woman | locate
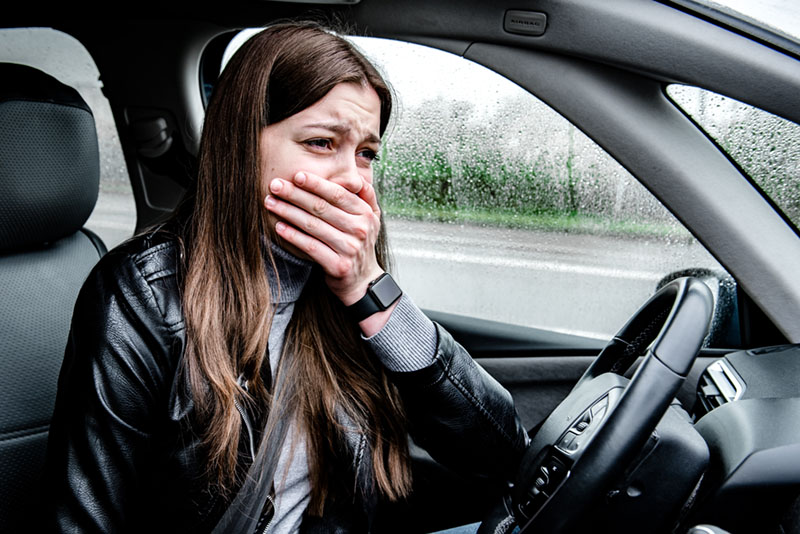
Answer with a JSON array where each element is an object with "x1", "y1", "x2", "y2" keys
[{"x1": 44, "y1": 22, "x2": 528, "y2": 533}]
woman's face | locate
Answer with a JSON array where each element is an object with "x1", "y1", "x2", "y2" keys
[{"x1": 259, "y1": 81, "x2": 382, "y2": 196}]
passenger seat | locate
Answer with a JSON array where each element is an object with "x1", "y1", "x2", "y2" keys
[{"x1": 0, "y1": 62, "x2": 106, "y2": 532}]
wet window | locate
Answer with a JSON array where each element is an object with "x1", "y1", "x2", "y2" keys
[
  {"x1": 668, "y1": 85, "x2": 800, "y2": 229},
  {"x1": 354, "y1": 38, "x2": 728, "y2": 341}
]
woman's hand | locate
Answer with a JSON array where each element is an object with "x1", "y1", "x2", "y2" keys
[{"x1": 264, "y1": 171, "x2": 386, "y2": 309}]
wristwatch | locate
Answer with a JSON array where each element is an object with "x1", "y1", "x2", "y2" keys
[{"x1": 347, "y1": 272, "x2": 403, "y2": 322}]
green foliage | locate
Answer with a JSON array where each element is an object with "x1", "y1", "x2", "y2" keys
[
  {"x1": 376, "y1": 144, "x2": 629, "y2": 229},
  {"x1": 377, "y1": 147, "x2": 566, "y2": 215},
  {"x1": 381, "y1": 201, "x2": 685, "y2": 238},
  {"x1": 375, "y1": 95, "x2": 680, "y2": 235}
]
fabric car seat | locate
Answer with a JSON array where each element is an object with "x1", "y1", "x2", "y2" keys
[{"x1": 0, "y1": 63, "x2": 107, "y2": 531}]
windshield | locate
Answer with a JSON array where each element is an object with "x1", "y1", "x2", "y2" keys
[{"x1": 672, "y1": 0, "x2": 800, "y2": 53}]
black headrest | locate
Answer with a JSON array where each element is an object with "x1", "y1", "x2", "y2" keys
[{"x1": 0, "y1": 63, "x2": 100, "y2": 252}]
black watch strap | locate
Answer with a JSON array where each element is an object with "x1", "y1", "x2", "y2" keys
[{"x1": 347, "y1": 272, "x2": 403, "y2": 322}]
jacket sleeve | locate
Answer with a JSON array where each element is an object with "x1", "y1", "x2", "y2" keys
[
  {"x1": 44, "y1": 248, "x2": 181, "y2": 533},
  {"x1": 388, "y1": 322, "x2": 530, "y2": 482}
]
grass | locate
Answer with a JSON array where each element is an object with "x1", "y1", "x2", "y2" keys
[
  {"x1": 382, "y1": 201, "x2": 691, "y2": 240},
  {"x1": 375, "y1": 145, "x2": 695, "y2": 239}
]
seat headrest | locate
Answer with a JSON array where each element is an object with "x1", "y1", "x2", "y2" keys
[{"x1": 0, "y1": 63, "x2": 100, "y2": 252}]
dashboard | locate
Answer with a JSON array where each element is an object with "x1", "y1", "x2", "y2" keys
[{"x1": 693, "y1": 345, "x2": 800, "y2": 531}]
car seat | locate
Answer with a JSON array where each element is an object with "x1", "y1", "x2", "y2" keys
[{"x1": 0, "y1": 62, "x2": 106, "y2": 531}]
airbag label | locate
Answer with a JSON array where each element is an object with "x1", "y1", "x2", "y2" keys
[{"x1": 504, "y1": 10, "x2": 548, "y2": 37}]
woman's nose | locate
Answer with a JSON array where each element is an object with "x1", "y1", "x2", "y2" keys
[{"x1": 329, "y1": 157, "x2": 363, "y2": 194}]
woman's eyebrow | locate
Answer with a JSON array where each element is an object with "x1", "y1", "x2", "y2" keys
[{"x1": 303, "y1": 122, "x2": 380, "y2": 144}]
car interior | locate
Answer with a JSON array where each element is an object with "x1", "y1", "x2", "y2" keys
[
  {"x1": 2, "y1": 1, "x2": 800, "y2": 533},
  {"x1": 0, "y1": 62, "x2": 107, "y2": 532}
]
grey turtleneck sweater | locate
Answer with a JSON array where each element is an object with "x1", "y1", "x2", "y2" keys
[{"x1": 264, "y1": 243, "x2": 437, "y2": 534}]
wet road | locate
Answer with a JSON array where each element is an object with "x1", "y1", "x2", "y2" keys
[
  {"x1": 385, "y1": 218, "x2": 723, "y2": 338},
  {"x1": 84, "y1": 198, "x2": 724, "y2": 340}
]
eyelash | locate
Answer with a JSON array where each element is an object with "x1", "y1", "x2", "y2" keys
[
  {"x1": 305, "y1": 138, "x2": 332, "y2": 150},
  {"x1": 304, "y1": 139, "x2": 380, "y2": 163},
  {"x1": 359, "y1": 149, "x2": 380, "y2": 163}
]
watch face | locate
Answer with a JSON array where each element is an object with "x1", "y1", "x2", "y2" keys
[{"x1": 371, "y1": 273, "x2": 402, "y2": 307}]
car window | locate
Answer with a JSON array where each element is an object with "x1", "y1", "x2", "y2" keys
[
  {"x1": 0, "y1": 28, "x2": 136, "y2": 249},
  {"x1": 222, "y1": 32, "x2": 732, "y2": 344},
  {"x1": 667, "y1": 84, "x2": 800, "y2": 231}
]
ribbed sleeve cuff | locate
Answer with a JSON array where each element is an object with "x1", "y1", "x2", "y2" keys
[{"x1": 363, "y1": 293, "x2": 437, "y2": 372}]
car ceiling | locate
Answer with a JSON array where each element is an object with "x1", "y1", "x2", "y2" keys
[
  {"x1": 6, "y1": 0, "x2": 800, "y2": 341},
  {"x1": 33, "y1": 0, "x2": 800, "y2": 119}
]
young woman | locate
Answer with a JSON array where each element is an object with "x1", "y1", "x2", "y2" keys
[{"x1": 44, "y1": 22, "x2": 528, "y2": 533}]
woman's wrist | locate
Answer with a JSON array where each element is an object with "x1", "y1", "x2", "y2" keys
[
  {"x1": 358, "y1": 300, "x2": 399, "y2": 337},
  {"x1": 344, "y1": 271, "x2": 403, "y2": 335},
  {"x1": 362, "y1": 294, "x2": 437, "y2": 371}
]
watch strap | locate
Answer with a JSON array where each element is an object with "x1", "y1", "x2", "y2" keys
[{"x1": 347, "y1": 272, "x2": 402, "y2": 322}]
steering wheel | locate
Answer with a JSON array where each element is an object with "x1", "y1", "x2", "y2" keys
[{"x1": 482, "y1": 277, "x2": 713, "y2": 533}]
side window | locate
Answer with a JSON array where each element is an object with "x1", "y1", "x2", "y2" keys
[
  {"x1": 667, "y1": 85, "x2": 800, "y2": 229},
  {"x1": 220, "y1": 32, "x2": 731, "y2": 345},
  {"x1": 352, "y1": 38, "x2": 728, "y2": 341},
  {"x1": 0, "y1": 28, "x2": 136, "y2": 249}
]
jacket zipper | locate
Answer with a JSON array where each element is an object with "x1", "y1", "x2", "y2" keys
[
  {"x1": 235, "y1": 376, "x2": 273, "y2": 534},
  {"x1": 233, "y1": 398, "x2": 256, "y2": 460},
  {"x1": 233, "y1": 399, "x2": 274, "y2": 534},
  {"x1": 234, "y1": 376, "x2": 256, "y2": 459},
  {"x1": 258, "y1": 493, "x2": 275, "y2": 534}
]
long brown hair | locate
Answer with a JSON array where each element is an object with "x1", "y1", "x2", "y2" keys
[{"x1": 180, "y1": 22, "x2": 410, "y2": 512}]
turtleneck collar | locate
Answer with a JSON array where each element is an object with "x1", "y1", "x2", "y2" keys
[{"x1": 265, "y1": 240, "x2": 313, "y2": 304}]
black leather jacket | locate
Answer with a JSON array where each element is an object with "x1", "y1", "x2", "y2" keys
[{"x1": 44, "y1": 231, "x2": 529, "y2": 533}]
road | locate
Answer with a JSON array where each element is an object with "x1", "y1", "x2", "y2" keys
[
  {"x1": 385, "y1": 218, "x2": 723, "y2": 339},
  {"x1": 84, "y1": 196, "x2": 724, "y2": 340}
]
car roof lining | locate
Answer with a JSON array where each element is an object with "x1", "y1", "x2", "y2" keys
[{"x1": 49, "y1": 1, "x2": 800, "y2": 143}]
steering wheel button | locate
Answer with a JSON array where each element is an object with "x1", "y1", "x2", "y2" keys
[
  {"x1": 538, "y1": 458, "x2": 566, "y2": 488},
  {"x1": 546, "y1": 457, "x2": 565, "y2": 474},
  {"x1": 557, "y1": 432, "x2": 576, "y2": 450},
  {"x1": 538, "y1": 466, "x2": 550, "y2": 486}
]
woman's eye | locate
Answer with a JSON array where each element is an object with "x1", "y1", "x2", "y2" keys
[
  {"x1": 358, "y1": 149, "x2": 380, "y2": 163},
  {"x1": 305, "y1": 138, "x2": 332, "y2": 150}
]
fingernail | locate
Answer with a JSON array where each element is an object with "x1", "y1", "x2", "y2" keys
[
  {"x1": 270, "y1": 179, "x2": 282, "y2": 193},
  {"x1": 295, "y1": 172, "x2": 306, "y2": 185},
  {"x1": 276, "y1": 221, "x2": 286, "y2": 232},
  {"x1": 265, "y1": 195, "x2": 276, "y2": 207}
]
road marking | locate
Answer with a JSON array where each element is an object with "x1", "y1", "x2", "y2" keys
[{"x1": 395, "y1": 247, "x2": 663, "y2": 281}]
